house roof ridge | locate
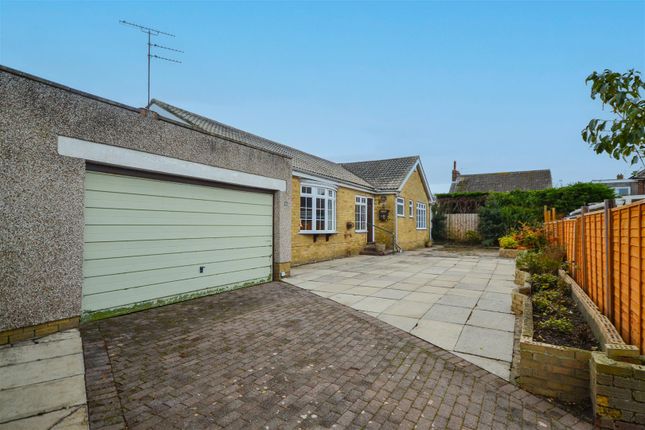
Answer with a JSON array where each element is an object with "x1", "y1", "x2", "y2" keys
[{"x1": 341, "y1": 155, "x2": 419, "y2": 165}]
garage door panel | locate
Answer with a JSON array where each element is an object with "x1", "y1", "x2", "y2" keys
[
  {"x1": 85, "y1": 224, "x2": 273, "y2": 242},
  {"x1": 85, "y1": 208, "x2": 272, "y2": 226},
  {"x1": 85, "y1": 190, "x2": 273, "y2": 216},
  {"x1": 84, "y1": 255, "x2": 272, "y2": 296},
  {"x1": 82, "y1": 171, "x2": 274, "y2": 317},
  {"x1": 84, "y1": 245, "x2": 272, "y2": 277},
  {"x1": 82, "y1": 266, "x2": 271, "y2": 312},
  {"x1": 85, "y1": 172, "x2": 273, "y2": 206},
  {"x1": 84, "y1": 237, "x2": 272, "y2": 260}
]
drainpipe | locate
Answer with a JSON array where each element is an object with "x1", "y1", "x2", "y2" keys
[{"x1": 394, "y1": 195, "x2": 399, "y2": 251}]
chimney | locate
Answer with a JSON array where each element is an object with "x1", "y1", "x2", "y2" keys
[
  {"x1": 452, "y1": 161, "x2": 460, "y2": 182},
  {"x1": 617, "y1": 174, "x2": 624, "y2": 180}
]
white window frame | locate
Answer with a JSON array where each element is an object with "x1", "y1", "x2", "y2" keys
[
  {"x1": 416, "y1": 202, "x2": 427, "y2": 230},
  {"x1": 408, "y1": 200, "x2": 414, "y2": 217},
  {"x1": 355, "y1": 196, "x2": 368, "y2": 233},
  {"x1": 612, "y1": 186, "x2": 631, "y2": 196},
  {"x1": 300, "y1": 183, "x2": 336, "y2": 234},
  {"x1": 396, "y1": 197, "x2": 405, "y2": 217}
]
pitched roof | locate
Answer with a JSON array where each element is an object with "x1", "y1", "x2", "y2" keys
[
  {"x1": 341, "y1": 156, "x2": 420, "y2": 191},
  {"x1": 631, "y1": 169, "x2": 645, "y2": 179},
  {"x1": 150, "y1": 99, "x2": 373, "y2": 189},
  {"x1": 449, "y1": 169, "x2": 552, "y2": 193}
]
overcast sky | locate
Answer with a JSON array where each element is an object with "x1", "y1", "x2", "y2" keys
[{"x1": 2, "y1": 1, "x2": 643, "y2": 192}]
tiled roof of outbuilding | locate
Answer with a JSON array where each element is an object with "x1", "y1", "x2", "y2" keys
[
  {"x1": 449, "y1": 169, "x2": 552, "y2": 193},
  {"x1": 150, "y1": 99, "x2": 373, "y2": 189},
  {"x1": 341, "y1": 156, "x2": 420, "y2": 191}
]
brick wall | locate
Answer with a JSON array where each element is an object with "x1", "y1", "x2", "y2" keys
[
  {"x1": 374, "y1": 194, "x2": 396, "y2": 249},
  {"x1": 396, "y1": 168, "x2": 430, "y2": 250},
  {"x1": 517, "y1": 298, "x2": 592, "y2": 403},
  {"x1": 590, "y1": 347, "x2": 645, "y2": 428},
  {"x1": 291, "y1": 177, "x2": 374, "y2": 265},
  {"x1": 0, "y1": 317, "x2": 79, "y2": 345}
]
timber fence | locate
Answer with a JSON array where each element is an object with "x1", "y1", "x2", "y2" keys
[
  {"x1": 446, "y1": 213, "x2": 479, "y2": 241},
  {"x1": 545, "y1": 200, "x2": 645, "y2": 353}
]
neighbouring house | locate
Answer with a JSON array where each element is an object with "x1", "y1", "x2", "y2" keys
[
  {"x1": 150, "y1": 100, "x2": 434, "y2": 266},
  {"x1": 592, "y1": 172, "x2": 645, "y2": 197},
  {"x1": 449, "y1": 161, "x2": 552, "y2": 193},
  {"x1": 0, "y1": 65, "x2": 433, "y2": 343}
]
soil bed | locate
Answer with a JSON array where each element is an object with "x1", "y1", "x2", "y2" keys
[{"x1": 532, "y1": 289, "x2": 600, "y2": 351}]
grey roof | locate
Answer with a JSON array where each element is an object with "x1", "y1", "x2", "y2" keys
[
  {"x1": 341, "y1": 156, "x2": 420, "y2": 191},
  {"x1": 449, "y1": 169, "x2": 552, "y2": 193},
  {"x1": 150, "y1": 99, "x2": 373, "y2": 189},
  {"x1": 631, "y1": 169, "x2": 645, "y2": 179}
]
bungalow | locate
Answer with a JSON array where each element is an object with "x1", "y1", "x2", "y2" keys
[
  {"x1": 1, "y1": 65, "x2": 433, "y2": 343},
  {"x1": 449, "y1": 161, "x2": 552, "y2": 193},
  {"x1": 150, "y1": 100, "x2": 434, "y2": 267}
]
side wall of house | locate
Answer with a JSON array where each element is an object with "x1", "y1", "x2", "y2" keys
[
  {"x1": 0, "y1": 68, "x2": 292, "y2": 333},
  {"x1": 374, "y1": 194, "x2": 396, "y2": 249},
  {"x1": 396, "y1": 168, "x2": 431, "y2": 250},
  {"x1": 291, "y1": 177, "x2": 374, "y2": 265}
]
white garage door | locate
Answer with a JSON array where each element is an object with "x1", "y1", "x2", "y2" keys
[{"x1": 82, "y1": 170, "x2": 273, "y2": 318}]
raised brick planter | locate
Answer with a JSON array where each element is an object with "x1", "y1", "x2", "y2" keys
[
  {"x1": 499, "y1": 248, "x2": 521, "y2": 258},
  {"x1": 517, "y1": 296, "x2": 592, "y2": 403},
  {"x1": 514, "y1": 268, "x2": 530, "y2": 286}
]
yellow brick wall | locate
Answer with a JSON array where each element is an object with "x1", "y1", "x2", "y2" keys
[
  {"x1": 396, "y1": 168, "x2": 431, "y2": 250},
  {"x1": 374, "y1": 194, "x2": 396, "y2": 249},
  {"x1": 291, "y1": 177, "x2": 375, "y2": 265}
]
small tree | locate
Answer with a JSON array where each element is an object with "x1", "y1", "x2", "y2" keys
[{"x1": 581, "y1": 69, "x2": 644, "y2": 168}]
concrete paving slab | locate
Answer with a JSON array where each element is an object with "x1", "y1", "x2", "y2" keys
[
  {"x1": 329, "y1": 293, "x2": 365, "y2": 306},
  {"x1": 378, "y1": 315, "x2": 418, "y2": 332},
  {"x1": 467, "y1": 309, "x2": 515, "y2": 332},
  {"x1": 370, "y1": 288, "x2": 410, "y2": 300},
  {"x1": 411, "y1": 320, "x2": 463, "y2": 350},
  {"x1": 453, "y1": 352, "x2": 510, "y2": 380},
  {"x1": 390, "y1": 282, "x2": 421, "y2": 291},
  {"x1": 422, "y1": 304, "x2": 472, "y2": 324},
  {"x1": 0, "y1": 353, "x2": 84, "y2": 390},
  {"x1": 402, "y1": 291, "x2": 442, "y2": 304},
  {"x1": 351, "y1": 297, "x2": 398, "y2": 313},
  {"x1": 345, "y1": 286, "x2": 382, "y2": 296},
  {"x1": 415, "y1": 285, "x2": 450, "y2": 295},
  {"x1": 359, "y1": 278, "x2": 396, "y2": 288},
  {"x1": 428, "y1": 279, "x2": 457, "y2": 288},
  {"x1": 454, "y1": 325, "x2": 514, "y2": 362},
  {"x1": 382, "y1": 300, "x2": 434, "y2": 319},
  {"x1": 437, "y1": 294, "x2": 478, "y2": 308}
]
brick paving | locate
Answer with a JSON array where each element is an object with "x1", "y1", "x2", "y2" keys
[{"x1": 82, "y1": 282, "x2": 592, "y2": 429}]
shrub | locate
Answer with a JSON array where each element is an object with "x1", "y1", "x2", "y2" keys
[
  {"x1": 514, "y1": 225, "x2": 546, "y2": 249},
  {"x1": 530, "y1": 274, "x2": 559, "y2": 292},
  {"x1": 516, "y1": 245, "x2": 563, "y2": 275},
  {"x1": 532, "y1": 290, "x2": 564, "y2": 313},
  {"x1": 464, "y1": 230, "x2": 482, "y2": 244},
  {"x1": 478, "y1": 204, "x2": 506, "y2": 246},
  {"x1": 499, "y1": 235, "x2": 518, "y2": 249},
  {"x1": 537, "y1": 316, "x2": 574, "y2": 334},
  {"x1": 431, "y1": 207, "x2": 447, "y2": 241}
]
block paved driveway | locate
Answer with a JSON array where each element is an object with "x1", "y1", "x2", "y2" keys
[
  {"x1": 288, "y1": 247, "x2": 516, "y2": 380},
  {"x1": 82, "y1": 281, "x2": 591, "y2": 429}
]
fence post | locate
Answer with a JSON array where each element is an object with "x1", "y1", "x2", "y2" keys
[
  {"x1": 580, "y1": 206, "x2": 588, "y2": 292},
  {"x1": 603, "y1": 199, "x2": 614, "y2": 319}
]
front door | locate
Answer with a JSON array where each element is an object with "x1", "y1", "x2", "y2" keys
[{"x1": 367, "y1": 198, "x2": 374, "y2": 243}]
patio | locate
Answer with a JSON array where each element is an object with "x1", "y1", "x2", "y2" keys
[{"x1": 287, "y1": 246, "x2": 517, "y2": 380}]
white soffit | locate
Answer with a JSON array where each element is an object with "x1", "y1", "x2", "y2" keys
[{"x1": 58, "y1": 136, "x2": 286, "y2": 192}]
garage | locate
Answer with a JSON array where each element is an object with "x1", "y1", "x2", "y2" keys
[{"x1": 82, "y1": 168, "x2": 274, "y2": 318}]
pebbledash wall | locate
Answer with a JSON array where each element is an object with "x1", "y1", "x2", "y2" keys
[{"x1": 0, "y1": 66, "x2": 292, "y2": 336}]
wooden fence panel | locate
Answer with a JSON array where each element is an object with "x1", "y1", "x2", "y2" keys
[
  {"x1": 446, "y1": 213, "x2": 479, "y2": 241},
  {"x1": 546, "y1": 200, "x2": 645, "y2": 353}
]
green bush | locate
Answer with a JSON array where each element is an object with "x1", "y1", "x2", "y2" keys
[
  {"x1": 530, "y1": 274, "x2": 559, "y2": 292},
  {"x1": 431, "y1": 207, "x2": 447, "y2": 241},
  {"x1": 516, "y1": 245, "x2": 564, "y2": 275},
  {"x1": 478, "y1": 204, "x2": 506, "y2": 246},
  {"x1": 499, "y1": 235, "x2": 518, "y2": 249},
  {"x1": 464, "y1": 230, "x2": 482, "y2": 244},
  {"x1": 537, "y1": 316, "x2": 574, "y2": 334}
]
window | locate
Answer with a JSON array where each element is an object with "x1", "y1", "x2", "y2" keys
[
  {"x1": 612, "y1": 186, "x2": 631, "y2": 197},
  {"x1": 355, "y1": 196, "x2": 368, "y2": 232},
  {"x1": 300, "y1": 184, "x2": 336, "y2": 233},
  {"x1": 396, "y1": 197, "x2": 405, "y2": 217},
  {"x1": 416, "y1": 202, "x2": 427, "y2": 229},
  {"x1": 408, "y1": 200, "x2": 413, "y2": 217}
]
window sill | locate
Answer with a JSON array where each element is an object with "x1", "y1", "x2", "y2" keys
[
  {"x1": 355, "y1": 230, "x2": 367, "y2": 233},
  {"x1": 299, "y1": 231, "x2": 337, "y2": 235},
  {"x1": 416, "y1": 227, "x2": 427, "y2": 230}
]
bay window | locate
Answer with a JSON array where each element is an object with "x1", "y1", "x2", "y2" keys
[
  {"x1": 416, "y1": 202, "x2": 427, "y2": 229},
  {"x1": 355, "y1": 196, "x2": 368, "y2": 232},
  {"x1": 300, "y1": 184, "x2": 336, "y2": 233}
]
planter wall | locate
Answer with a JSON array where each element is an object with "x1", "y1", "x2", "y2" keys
[
  {"x1": 499, "y1": 248, "x2": 521, "y2": 258},
  {"x1": 517, "y1": 297, "x2": 592, "y2": 403}
]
